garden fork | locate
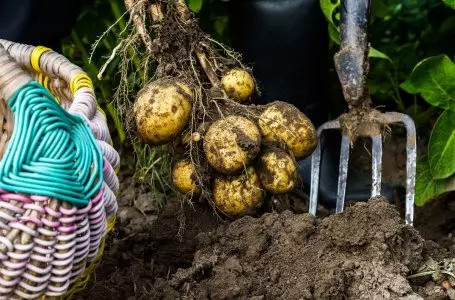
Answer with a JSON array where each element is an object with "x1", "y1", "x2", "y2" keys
[{"x1": 308, "y1": 0, "x2": 417, "y2": 226}]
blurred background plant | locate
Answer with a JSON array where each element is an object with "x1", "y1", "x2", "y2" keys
[{"x1": 61, "y1": 0, "x2": 455, "y2": 207}]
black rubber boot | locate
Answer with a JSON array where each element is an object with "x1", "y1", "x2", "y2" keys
[{"x1": 228, "y1": 0, "x2": 398, "y2": 208}]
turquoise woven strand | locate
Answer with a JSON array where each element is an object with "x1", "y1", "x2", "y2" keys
[{"x1": 0, "y1": 81, "x2": 103, "y2": 207}]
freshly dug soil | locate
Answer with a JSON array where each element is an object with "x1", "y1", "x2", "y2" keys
[
  {"x1": 76, "y1": 134, "x2": 455, "y2": 300},
  {"x1": 76, "y1": 186, "x2": 454, "y2": 300},
  {"x1": 152, "y1": 198, "x2": 426, "y2": 300}
]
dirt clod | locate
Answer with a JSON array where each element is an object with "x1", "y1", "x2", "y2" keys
[
  {"x1": 141, "y1": 197, "x2": 424, "y2": 299},
  {"x1": 77, "y1": 133, "x2": 455, "y2": 300}
]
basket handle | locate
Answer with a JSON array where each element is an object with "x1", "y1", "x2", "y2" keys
[{"x1": 0, "y1": 44, "x2": 33, "y2": 103}]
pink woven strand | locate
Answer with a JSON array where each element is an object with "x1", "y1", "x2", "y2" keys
[
  {"x1": 0, "y1": 197, "x2": 29, "y2": 297},
  {"x1": 97, "y1": 140, "x2": 120, "y2": 170},
  {"x1": 69, "y1": 192, "x2": 101, "y2": 282},
  {"x1": 102, "y1": 183, "x2": 117, "y2": 220},
  {"x1": 69, "y1": 88, "x2": 97, "y2": 120},
  {"x1": 87, "y1": 190, "x2": 106, "y2": 262},
  {"x1": 103, "y1": 158, "x2": 120, "y2": 193},
  {"x1": 89, "y1": 111, "x2": 111, "y2": 142},
  {"x1": 44, "y1": 202, "x2": 76, "y2": 297},
  {"x1": 0, "y1": 39, "x2": 119, "y2": 298},
  {"x1": 15, "y1": 197, "x2": 52, "y2": 299}
]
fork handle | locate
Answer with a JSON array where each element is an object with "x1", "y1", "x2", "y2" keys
[
  {"x1": 335, "y1": 0, "x2": 371, "y2": 109},
  {"x1": 340, "y1": 0, "x2": 370, "y2": 48}
]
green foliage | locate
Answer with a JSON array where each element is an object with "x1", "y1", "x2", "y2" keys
[
  {"x1": 406, "y1": 56, "x2": 455, "y2": 204},
  {"x1": 443, "y1": 0, "x2": 455, "y2": 9},
  {"x1": 320, "y1": 0, "x2": 455, "y2": 205},
  {"x1": 187, "y1": 0, "x2": 204, "y2": 13},
  {"x1": 406, "y1": 55, "x2": 455, "y2": 111},
  {"x1": 415, "y1": 156, "x2": 451, "y2": 206},
  {"x1": 319, "y1": 0, "x2": 392, "y2": 60},
  {"x1": 320, "y1": 0, "x2": 451, "y2": 121},
  {"x1": 428, "y1": 110, "x2": 455, "y2": 179},
  {"x1": 62, "y1": 0, "x2": 127, "y2": 144}
]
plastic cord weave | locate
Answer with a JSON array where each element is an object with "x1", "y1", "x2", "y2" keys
[
  {"x1": 0, "y1": 40, "x2": 120, "y2": 299},
  {"x1": 0, "y1": 82, "x2": 103, "y2": 207}
]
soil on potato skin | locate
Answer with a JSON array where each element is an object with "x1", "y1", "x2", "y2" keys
[{"x1": 76, "y1": 133, "x2": 455, "y2": 300}]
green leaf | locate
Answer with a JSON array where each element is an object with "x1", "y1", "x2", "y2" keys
[
  {"x1": 442, "y1": 0, "x2": 455, "y2": 9},
  {"x1": 429, "y1": 110, "x2": 455, "y2": 179},
  {"x1": 407, "y1": 55, "x2": 455, "y2": 110},
  {"x1": 415, "y1": 156, "x2": 455, "y2": 206},
  {"x1": 320, "y1": 0, "x2": 340, "y2": 25},
  {"x1": 416, "y1": 157, "x2": 443, "y2": 206},
  {"x1": 328, "y1": 23, "x2": 340, "y2": 45},
  {"x1": 321, "y1": 0, "x2": 391, "y2": 63},
  {"x1": 439, "y1": 15, "x2": 455, "y2": 34},
  {"x1": 186, "y1": 0, "x2": 203, "y2": 13},
  {"x1": 371, "y1": 0, "x2": 391, "y2": 18},
  {"x1": 369, "y1": 47, "x2": 392, "y2": 62},
  {"x1": 213, "y1": 16, "x2": 228, "y2": 38},
  {"x1": 400, "y1": 80, "x2": 419, "y2": 94}
]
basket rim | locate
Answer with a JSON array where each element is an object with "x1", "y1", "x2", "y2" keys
[{"x1": 0, "y1": 39, "x2": 95, "y2": 98}]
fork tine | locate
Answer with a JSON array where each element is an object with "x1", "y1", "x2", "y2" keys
[
  {"x1": 309, "y1": 140, "x2": 322, "y2": 216},
  {"x1": 310, "y1": 120, "x2": 341, "y2": 216},
  {"x1": 309, "y1": 112, "x2": 417, "y2": 225},
  {"x1": 381, "y1": 112, "x2": 416, "y2": 226},
  {"x1": 399, "y1": 113, "x2": 417, "y2": 226},
  {"x1": 336, "y1": 135, "x2": 350, "y2": 213},
  {"x1": 371, "y1": 135, "x2": 382, "y2": 198}
]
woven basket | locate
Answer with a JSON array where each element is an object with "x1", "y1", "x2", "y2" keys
[{"x1": 0, "y1": 40, "x2": 119, "y2": 299}]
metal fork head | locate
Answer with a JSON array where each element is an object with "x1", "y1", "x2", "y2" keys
[{"x1": 308, "y1": 111, "x2": 417, "y2": 226}]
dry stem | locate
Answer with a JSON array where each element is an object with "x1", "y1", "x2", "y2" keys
[
  {"x1": 195, "y1": 50, "x2": 221, "y2": 89},
  {"x1": 149, "y1": 3, "x2": 164, "y2": 22},
  {"x1": 124, "y1": 0, "x2": 154, "y2": 54},
  {"x1": 174, "y1": 0, "x2": 191, "y2": 23}
]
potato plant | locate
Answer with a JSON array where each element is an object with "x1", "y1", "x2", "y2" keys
[{"x1": 95, "y1": 0, "x2": 320, "y2": 218}]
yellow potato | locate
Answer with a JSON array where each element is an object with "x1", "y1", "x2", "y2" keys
[
  {"x1": 172, "y1": 159, "x2": 201, "y2": 195},
  {"x1": 212, "y1": 166, "x2": 264, "y2": 217},
  {"x1": 258, "y1": 101, "x2": 317, "y2": 159},
  {"x1": 256, "y1": 149, "x2": 298, "y2": 194},
  {"x1": 203, "y1": 115, "x2": 261, "y2": 174},
  {"x1": 221, "y1": 68, "x2": 255, "y2": 102},
  {"x1": 133, "y1": 79, "x2": 193, "y2": 145}
]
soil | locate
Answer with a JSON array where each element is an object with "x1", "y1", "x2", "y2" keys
[{"x1": 75, "y1": 133, "x2": 455, "y2": 300}]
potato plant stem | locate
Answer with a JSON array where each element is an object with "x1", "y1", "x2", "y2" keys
[
  {"x1": 174, "y1": 0, "x2": 191, "y2": 23},
  {"x1": 150, "y1": 3, "x2": 164, "y2": 22},
  {"x1": 195, "y1": 50, "x2": 221, "y2": 88},
  {"x1": 124, "y1": 0, "x2": 154, "y2": 54},
  {"x1": 108, "y1": 1, "x2": 142, "y2": 72}
]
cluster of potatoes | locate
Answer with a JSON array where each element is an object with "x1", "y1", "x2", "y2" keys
[{"x1": 133, "y1": 68, "x2": 318, "y2": 218}]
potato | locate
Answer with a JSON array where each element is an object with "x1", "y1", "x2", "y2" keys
[
  {"x1": 221, "y1": 68, "x2": 255, "y2": 102},
  {"x1": 258, "y1": 101, "x2": 317, "y2": 159},
  {"x1": 172, "y1": 159, "x2": 201, "y2": 195},
  {"x1": 133, "y1": 79, "x2": 193, "y2": 145},
  {"x1": 203, "y1": 115, "x2": 261, "y2": 174},
  {"x1": 212, "y1": 166, "x2": 264, "y2": 217},
  {"x1": 256, "y1": 149, "x2": 298, "y2": 194}
]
